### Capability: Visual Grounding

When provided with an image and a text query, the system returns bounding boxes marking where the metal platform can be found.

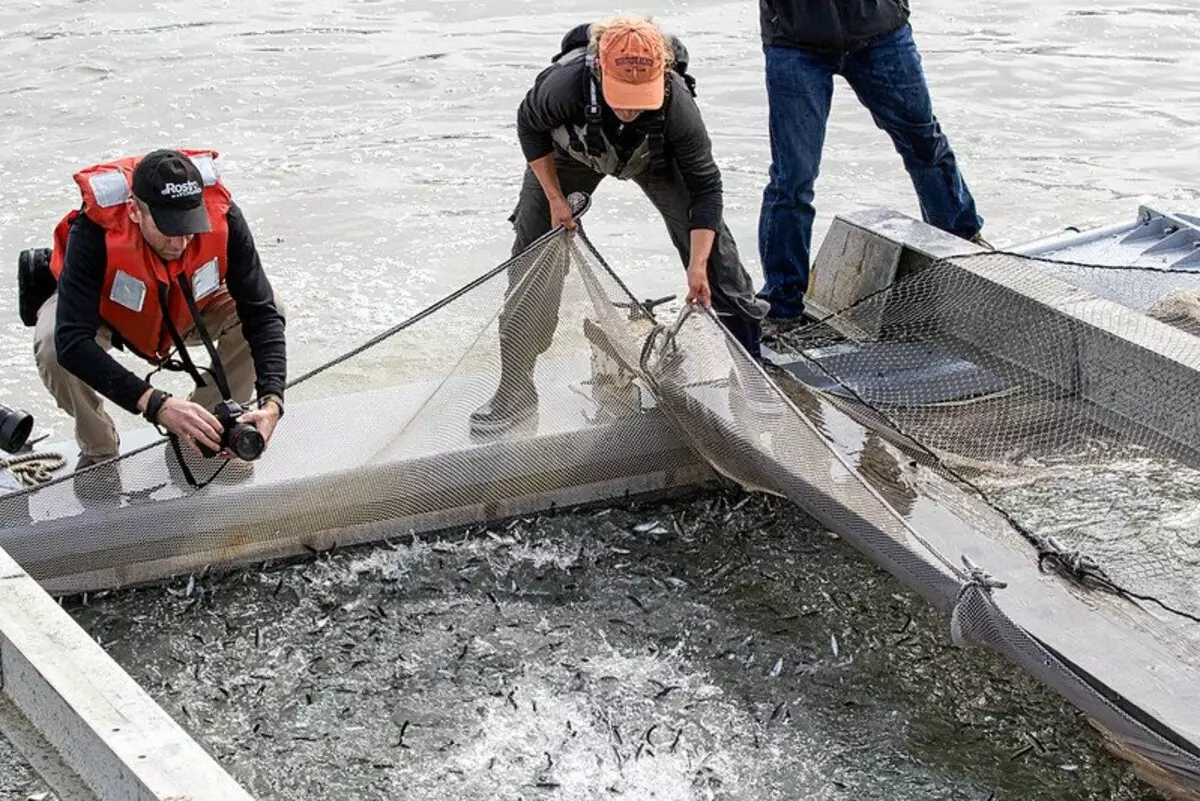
[1012,205,1200,270]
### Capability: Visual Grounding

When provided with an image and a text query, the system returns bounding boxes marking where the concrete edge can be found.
[0,547,255,801]
[0,695,99,801]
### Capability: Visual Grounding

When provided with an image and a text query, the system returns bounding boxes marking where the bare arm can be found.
[529,154,576,230]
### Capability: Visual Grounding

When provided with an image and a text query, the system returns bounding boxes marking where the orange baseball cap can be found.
[598,19,667,110]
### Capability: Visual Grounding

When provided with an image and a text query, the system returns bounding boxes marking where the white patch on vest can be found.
[89,170,130,208]
[109,270,146,313]
[189,155,219,186]
[192,258,220,300]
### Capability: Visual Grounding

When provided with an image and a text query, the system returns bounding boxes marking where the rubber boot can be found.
[469,343,539,435]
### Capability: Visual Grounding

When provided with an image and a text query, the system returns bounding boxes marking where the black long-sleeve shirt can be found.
[54,202,287,414]
[516,58,725,232]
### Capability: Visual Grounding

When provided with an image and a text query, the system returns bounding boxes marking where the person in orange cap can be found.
[471,16,769,435]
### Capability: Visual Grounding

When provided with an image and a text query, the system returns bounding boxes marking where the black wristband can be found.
[259,393,284,419]
[143,389,171,424]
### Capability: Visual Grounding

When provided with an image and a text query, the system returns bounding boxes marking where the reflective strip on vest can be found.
[192,258,220,300]
[89,170,130,208]
[109,270,147,313]
[189,154,219,186]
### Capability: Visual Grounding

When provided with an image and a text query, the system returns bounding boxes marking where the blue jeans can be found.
[757,24,983,319]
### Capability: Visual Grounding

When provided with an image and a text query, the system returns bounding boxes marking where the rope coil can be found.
[1,451,68,487]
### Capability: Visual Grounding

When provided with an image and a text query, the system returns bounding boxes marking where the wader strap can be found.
[582,53,607,159]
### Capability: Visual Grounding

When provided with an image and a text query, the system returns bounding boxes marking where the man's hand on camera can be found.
[155,397,224,454]
[237,402,281,451]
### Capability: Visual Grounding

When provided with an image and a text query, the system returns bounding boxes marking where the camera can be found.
[0,404,34,455]
[197,400,265,461]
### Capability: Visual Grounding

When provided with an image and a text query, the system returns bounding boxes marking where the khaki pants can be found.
[34,289,260,459]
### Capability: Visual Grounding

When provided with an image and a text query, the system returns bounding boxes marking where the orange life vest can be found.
[49,149,232,363]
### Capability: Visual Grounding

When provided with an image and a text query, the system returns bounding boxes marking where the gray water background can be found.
[2,0,1198,433]
[1,0,1199,798]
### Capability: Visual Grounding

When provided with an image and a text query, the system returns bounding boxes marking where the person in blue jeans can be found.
[757,1,988,321]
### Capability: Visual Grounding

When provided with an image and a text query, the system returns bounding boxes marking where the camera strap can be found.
[157,275,235,401]
[150,276,236,492]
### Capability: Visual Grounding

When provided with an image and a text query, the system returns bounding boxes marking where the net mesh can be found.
[3,211,1200,791]
[3,219,1199,635]
[774,251,1200,624]
[578,233,966,605]
[0,212,698,585]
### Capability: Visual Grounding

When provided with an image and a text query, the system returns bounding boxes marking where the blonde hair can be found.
[587,15,676,70]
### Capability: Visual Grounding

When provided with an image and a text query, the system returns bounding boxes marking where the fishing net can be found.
[3,196,1200,794]
[774,252,1200,625]
[759,248,1200,795]
[614,242,1200,792]
[0,194,705,588]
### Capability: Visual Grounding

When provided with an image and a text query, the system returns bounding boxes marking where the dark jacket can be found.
[516,54,724,232]
[760,0,910,53]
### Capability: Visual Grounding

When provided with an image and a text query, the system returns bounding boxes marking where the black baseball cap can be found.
[131,149,212,236]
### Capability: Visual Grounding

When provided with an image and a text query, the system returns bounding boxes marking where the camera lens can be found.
[228,423,265,461]
[0,404,34,455]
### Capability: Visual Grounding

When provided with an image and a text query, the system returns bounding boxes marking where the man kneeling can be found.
[471,16,769,434]
[23,148,287,474]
